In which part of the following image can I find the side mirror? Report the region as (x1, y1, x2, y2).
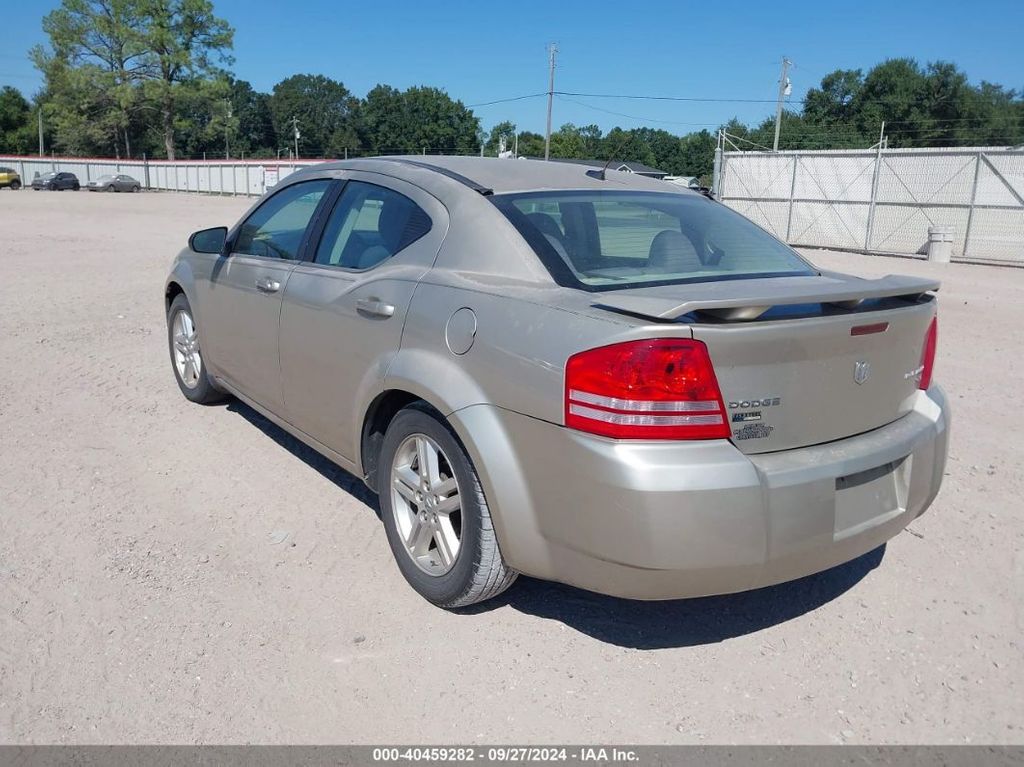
(189, 226, 228, 254)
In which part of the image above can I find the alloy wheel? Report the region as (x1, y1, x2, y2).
(390, 434, 462, 575)
(171, 309, 203, 389)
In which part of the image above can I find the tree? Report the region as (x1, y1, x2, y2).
(138, 0, 233, 159)
(678, 130, 716, 177)
(804, 69, 863, 128)
(34, 0, 233, 159)
(515, 130, 545, 157)
(359, 84, 479, 155)
(34, 0, 152, 156)
(0, 87, 35, 154)
(229, 78, 275, 156)
(269, 74, 358, 157)
(485, 120, 516, 154)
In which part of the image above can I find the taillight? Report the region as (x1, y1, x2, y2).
(565, 339, 730, 440)
(919, 316, 938, 390)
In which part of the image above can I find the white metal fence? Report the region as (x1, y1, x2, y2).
(716, 146, 1024, 266)
(0, 155, 321, 197)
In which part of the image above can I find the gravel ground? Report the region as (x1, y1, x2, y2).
(0, 190, 1021, 745)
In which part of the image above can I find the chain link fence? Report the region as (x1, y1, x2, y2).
(716, 146, 1024, 266)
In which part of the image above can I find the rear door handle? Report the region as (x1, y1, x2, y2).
(255, 277, 280, 293)
(356, 297, 396, 318)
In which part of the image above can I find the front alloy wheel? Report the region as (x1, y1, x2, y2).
(166, 293, 224, 404)
(172, 309, 202, 389)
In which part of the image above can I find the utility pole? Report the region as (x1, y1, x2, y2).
(38, 110, 44, 157)
(291, 116, 300, 159)
(225, 101, 232, 160)
(544, 43, 557, 161)
(773, 56, 792, 152)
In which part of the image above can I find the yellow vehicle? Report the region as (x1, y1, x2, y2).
(0, 166, 22, 190)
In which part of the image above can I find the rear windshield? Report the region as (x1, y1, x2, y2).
(492, 191, 815, 291)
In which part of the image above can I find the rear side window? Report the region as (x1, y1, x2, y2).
(494, 191, 814, 291)
(313, 181, 432, 270)
(232, 179, 330, 260)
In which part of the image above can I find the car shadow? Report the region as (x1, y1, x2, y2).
(225, 401, 381, 516)
(475, 546, 885, 649)
(225, 399, 884, 649)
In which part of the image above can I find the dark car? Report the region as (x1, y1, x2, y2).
(32, 172, 80, 191)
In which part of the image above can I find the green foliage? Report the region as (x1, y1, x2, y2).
(30, 0, 233, 159)
(359, 84, 480, 155)
(485, 120, 516, 153)
(268, 74, 359, 157)
(0, 86, 36, 153)
(228, 78, 274, 156)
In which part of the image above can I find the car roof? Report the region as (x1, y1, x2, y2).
(308, 155, 690, 196)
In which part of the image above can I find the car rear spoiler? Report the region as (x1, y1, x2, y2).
(593, 272, 941, 322)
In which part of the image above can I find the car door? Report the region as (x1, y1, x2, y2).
(279, 173, 448, 461)
(202, 177, 333, 415)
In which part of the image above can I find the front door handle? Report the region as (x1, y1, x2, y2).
(255, 277, 281, 293)
(356, 297, 396, 318)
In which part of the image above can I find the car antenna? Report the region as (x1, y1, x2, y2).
(586, 156, 616, 181)
(585, 135, 631, 181)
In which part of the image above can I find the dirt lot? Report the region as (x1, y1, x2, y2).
(0, 190, 1021, 745)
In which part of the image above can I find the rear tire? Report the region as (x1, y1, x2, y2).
(167, 294, 225, 405)
(378, 405, 517, 608)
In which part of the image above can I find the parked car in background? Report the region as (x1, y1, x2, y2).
(32, 172, 80, 191)
(0, 167, 22, 190)
(86, 174, 141, 193)
(164, 156, 949, 609)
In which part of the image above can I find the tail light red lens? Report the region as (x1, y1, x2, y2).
(565, 339, 730, 440)
(919, 316, 938, 390)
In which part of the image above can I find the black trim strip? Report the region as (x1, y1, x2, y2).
(300, 180, 347, 262)
(370, 157, 493, 196)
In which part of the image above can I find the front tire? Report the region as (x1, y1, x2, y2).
(378, 405, 517, 608)
(167, 294, 224, 404)
(10, 181, 20, 190)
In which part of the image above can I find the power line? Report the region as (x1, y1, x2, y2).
(558, 90, 795, 104)
(555, 94, 720, 127)
(467, 92, 547, 107)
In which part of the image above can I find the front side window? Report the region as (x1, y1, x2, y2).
(232, 179, 330, 260)
(313, 181, 432, 270)
(494, 191, 815, 291)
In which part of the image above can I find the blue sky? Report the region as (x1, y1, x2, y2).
(2, 0, 1022, 135)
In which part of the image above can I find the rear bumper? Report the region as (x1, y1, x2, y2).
(452, 385, 949, 600)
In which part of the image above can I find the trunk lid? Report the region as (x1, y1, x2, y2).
(594, 272, 939, 454)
